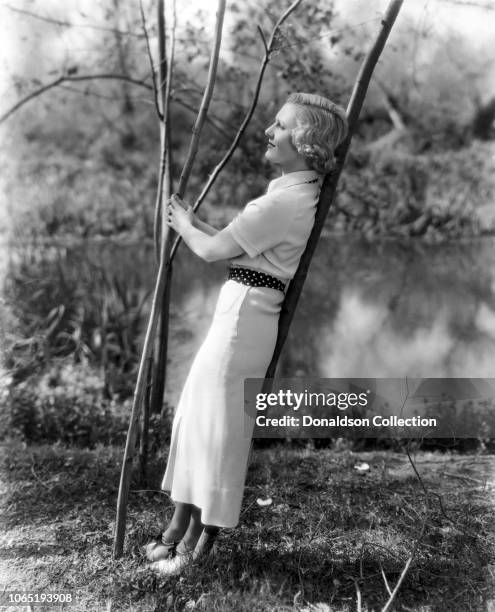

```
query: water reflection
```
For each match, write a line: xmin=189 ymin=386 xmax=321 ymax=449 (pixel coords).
xmin=288 ymin=237 xmax=495 ymax=380
xmin=5 ymin=236 xmax=495 ymax=408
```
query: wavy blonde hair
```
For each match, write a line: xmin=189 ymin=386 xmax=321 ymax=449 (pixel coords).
xmin=287 ymin=92 xmax=348 ymax=174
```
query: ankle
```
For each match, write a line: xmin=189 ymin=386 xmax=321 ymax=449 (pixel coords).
xmin=176 ymin=540 xmax=195 ymax=555
xmin=161 ymin=526 xmax=186 ymax=543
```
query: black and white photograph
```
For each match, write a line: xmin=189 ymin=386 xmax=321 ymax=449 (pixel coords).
xmin=1 ymin=0 xmax=495 ymax=610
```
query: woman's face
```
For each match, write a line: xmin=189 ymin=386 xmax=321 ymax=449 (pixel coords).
xmin=265 ymin=103 xmax=307 ymax=173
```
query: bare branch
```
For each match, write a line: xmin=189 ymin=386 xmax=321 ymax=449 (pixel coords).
xmin=153 ymin=0 xmax=177 ymax=262
xmin=379 ymin=559 xmax=393 ymax=596
xmin=256 ymin=25 xmax=268 ymax=54
xmin=170 ymin=0 xmax=303 ymax=260
xmin=162 ymin=0 xmax=177 ymax=174
xmin=273 ymin=17 xmax=382 ymax=51
xmin=378 ymin=412 xmax=427 ymax=610
xmin=173 ymin=96 xmax=232 ymax=139
xmin=373 ymin=77 xmax=408 ymax=130
xmin=176 ymin=0 xmax=227 ymax=197
xmin=0 ymin=73 xmax=152 ymax=124
xmin=381 ymin=516 xmax=426 ymax=612
xmin=268 ymin=0 xmax=303 ymax=48
xmin=0 ymin=71 xmax=231 ymax=140
xmin=139 ymin=0 xmax=163 ymax=121
xmin=406 ymin=442 xmax=429 ymax=498
xmin=2 ymin=2 xmax=144 ymax=37
xmin=439 ymin=0 xmax=495 ymax=9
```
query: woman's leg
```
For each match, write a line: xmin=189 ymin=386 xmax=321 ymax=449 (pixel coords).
xmin=179 ymin=505 xmax=206 ymax=551
xmin=161 ymin=502 xmax=193 ymax=542
xmin=178 ymin=505 xmax=220 ymax=553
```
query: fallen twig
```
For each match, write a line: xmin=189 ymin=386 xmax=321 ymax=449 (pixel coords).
xmin=379 ymin=558 xmax=393 ymax=596
xmin=381 ymin=514 xmax=427 ymax=612
xmin=442 ymin=471 xmax=486 ymax=485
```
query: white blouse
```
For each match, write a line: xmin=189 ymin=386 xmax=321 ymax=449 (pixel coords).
xmin=225 ymin=169 xmax=322 ymax=281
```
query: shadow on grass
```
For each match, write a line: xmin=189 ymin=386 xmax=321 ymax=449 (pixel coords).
xmin=1 ymin=441 xmax=170 ymax=528
xmin=1 ymin=440 xmax=494 ymax=611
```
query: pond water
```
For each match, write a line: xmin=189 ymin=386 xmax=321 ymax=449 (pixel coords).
xmin=8 ymin=235 xmax=493 ymax=409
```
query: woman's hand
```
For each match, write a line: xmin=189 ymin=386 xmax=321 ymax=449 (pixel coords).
xmin=166 ymin=194 xmax=194 ymax=235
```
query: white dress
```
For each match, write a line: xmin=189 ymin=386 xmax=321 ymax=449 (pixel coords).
xmin=161 ymin=170 xmax=322 ymax=528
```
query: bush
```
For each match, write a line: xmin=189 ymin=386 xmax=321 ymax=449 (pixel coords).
xmin=5 ymin=361 xmax=127 ymax=446
xmin=3 ymin=359 xmax=174 ymax=450
xmin=3 ymin=361 xmax=172 ymax=450
xmin=333 ymin=140 xmax=495 ymax=240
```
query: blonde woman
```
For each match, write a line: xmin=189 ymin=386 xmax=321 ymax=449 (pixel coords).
xmin=146 ymin=93 xmax=348 ymax=575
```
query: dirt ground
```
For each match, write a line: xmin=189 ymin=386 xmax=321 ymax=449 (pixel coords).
xmin=1 ymin=444 xmax=495 ymax=611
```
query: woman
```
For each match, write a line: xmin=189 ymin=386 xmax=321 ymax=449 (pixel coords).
xmin=146 ymin=92 xmax=348 ymax=576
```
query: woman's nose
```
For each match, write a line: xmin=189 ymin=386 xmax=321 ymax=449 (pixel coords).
xmin=265 ymin=123 xmax=274 ymax=137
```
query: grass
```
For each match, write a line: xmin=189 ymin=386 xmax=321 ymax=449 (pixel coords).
xmin=1 ymin=441 xmax=495 ymax=611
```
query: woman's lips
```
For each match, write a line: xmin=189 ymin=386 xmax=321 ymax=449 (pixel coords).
xmin=267 ymin=141 xmax=275 ymax=148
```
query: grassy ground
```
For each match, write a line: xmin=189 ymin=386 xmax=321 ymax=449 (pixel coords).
xmin=1 ymin=441 xmax=495 ymax=612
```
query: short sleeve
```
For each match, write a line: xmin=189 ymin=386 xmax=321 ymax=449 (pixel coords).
xmin=225 ymin=193 xmax=291 ymax=257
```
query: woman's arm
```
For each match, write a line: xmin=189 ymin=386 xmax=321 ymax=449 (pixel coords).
xmin=193 ymin=216 xmax=218 ymax=237
xmin=167 ymin=195 xmax=244 ymax=262
xmin=179 ymin=225 xmax=244 ymax=262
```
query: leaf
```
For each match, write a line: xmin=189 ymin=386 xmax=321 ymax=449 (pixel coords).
xmin=354 ymin=462 xmax=370 ymax=472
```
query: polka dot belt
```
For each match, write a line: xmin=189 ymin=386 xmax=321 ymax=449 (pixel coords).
xmin=228 ymin=265 xmax=286 ymax=292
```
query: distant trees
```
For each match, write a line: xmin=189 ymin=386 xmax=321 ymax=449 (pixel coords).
xmin=1 ymin=0 xmax=493 ymax=245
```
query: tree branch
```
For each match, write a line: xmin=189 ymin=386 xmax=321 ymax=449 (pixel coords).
xmin=256 ymin=25 xmax=268 ymax=55
xmin=2 ymin=2 xmax=144 ymax=37
xmin=173 ymin=96 xmax=231 ymax=139
xmin=439 ymin=0 xmax=495 ymax=9
xmin=176 ymin=0 xmax=227 ymax=197
xmin=139 ymin=0 xmax=163 ymax=121
xmin=0 ymin=73 xmax=231 ymax=139
xmin=0 ymin=73 xmax=152 ymax=125
xmin=170 ymin=0 xmax=303 ymax=261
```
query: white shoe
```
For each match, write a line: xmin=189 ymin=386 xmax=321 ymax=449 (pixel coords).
xmin=144 ymin=537 xmax=179 ymax=562
xmin=149 ymin=547 xmax=195 ymax=576
xmin=149 ymin=529 xmax=218 ymax=577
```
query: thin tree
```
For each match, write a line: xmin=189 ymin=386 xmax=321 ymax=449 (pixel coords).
xmin=137 ymin=0 xmax=177 ymax=482
xmin=264 ymin=0 xmax=404 ymax=385
xmin=113 ymin=0 xmax=227 ymax=559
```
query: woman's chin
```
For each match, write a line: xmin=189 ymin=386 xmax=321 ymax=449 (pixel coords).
xmin=265 ymin=149 xmax=276 ymax=163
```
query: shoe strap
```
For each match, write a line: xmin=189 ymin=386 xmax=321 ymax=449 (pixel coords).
xmin=160 ymin=534 xmax=180 ymax=548
xmin=175 ymin=543 xmax=194 ymax=556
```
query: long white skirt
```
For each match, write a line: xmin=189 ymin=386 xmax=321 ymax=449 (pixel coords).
xmin=161 ymin=279 xmax=283 ymax=528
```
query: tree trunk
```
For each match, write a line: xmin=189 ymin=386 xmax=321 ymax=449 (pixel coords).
xmin=472 ymin=95 xmax=495 ymax=140
xmin=113 ymin=0 xmax=226 ymax=560
xmin=264 ymin=0 xmax=404 ymax=386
